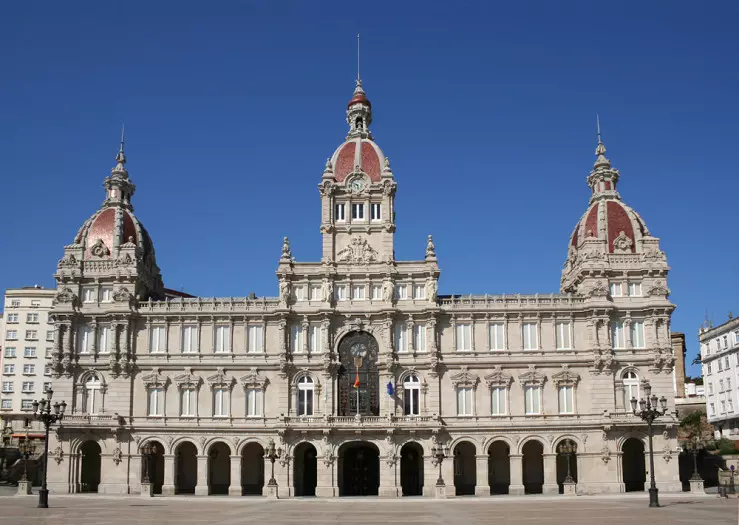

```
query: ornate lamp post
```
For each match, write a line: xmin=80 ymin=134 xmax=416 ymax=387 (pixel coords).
xmin=431 ymin=442 xmax=450 ymax=498
xmin=265 ymin=438 xmax=282 ymax=486
xmin=0 ymin=424 xmax=13 ymax=477
xmin=558 ymin=439 xmax=577 ymax=484
xmin=683 ymin=437 xmax=703 ymax=481
xmin=630 ymin=383 xmax=668 ymax=508
xmin=141 ymin=443 xmax=154 ymax=484
xmin=32 ymin=387 xmax=67 ymax=508
xmin=18 ymin=432 xmax=36 ymax=483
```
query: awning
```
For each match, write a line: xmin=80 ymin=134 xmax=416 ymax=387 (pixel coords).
xmin=11 ymin=433 xmax=45 ymax=439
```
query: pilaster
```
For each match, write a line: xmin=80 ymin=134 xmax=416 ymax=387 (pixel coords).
xmin=474 ymin=454 xmax=489 ymax=496
xmin=509 ymin=454 xmax=524 ymax=495
xmin=194 ymin=455 xmax=209 ymax=495
xmin=229 ymin=455 xmax=242 ymax=496
xmin=161 ymin=454 xmax=175 ymax=495
xmin=543 ymin=454 xmax=558 ymax=494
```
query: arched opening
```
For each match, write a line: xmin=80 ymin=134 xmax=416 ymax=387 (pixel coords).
xmin=337 ymin=332 xmax=380 ymax=416
xmin=488 ymin=441 xmax=510 ymax=495
xmin=622 ymin=438 xmax=646 ymax=492
xmin=453 ymin=441 xmax=476 ymax=496
xmin=293 ymin=442 xmax=318 ymax=497
xmin=79 ymin=441 xmax=101 ymax=493
xmin=622 ymin=371 xmax=640 ymax=409
xmin=522 ymin=440 xmax=544 ymax=494
xmin=297 ymin=376 xmax=315 ymax=416
xmin=555 ymin=439 xmax=578 ymax=494
xmin=241 ymin=443 xmax=264 ymax=496
xmin=174 ymin=442 xmax=197 ymax=494
xmin=208 ymin=442 xmax=231 ymax=495
xmin=338 ymin=442 xmax=379 ymax=496
xmin=403 ymin=375 xmax=420 ymax=416
xmin=82 ymin=373 xmax=102 ymax=415
xmin=141 ymin=440 xmax=165 ymax=494
xmin=400 ymin=442 xmax=423 ymax=496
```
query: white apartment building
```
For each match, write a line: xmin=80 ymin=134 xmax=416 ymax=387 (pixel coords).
xmin=0 ymin=287 xmax=57 ymax=431
xmin=699 ymin=317 xmax=739 ymax=438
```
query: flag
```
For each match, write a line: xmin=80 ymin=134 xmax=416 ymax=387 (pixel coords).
xmin=353 ymin=369 xmax=360 ymax=388
xmin=387 ymin=382 xmax=394 ymax=396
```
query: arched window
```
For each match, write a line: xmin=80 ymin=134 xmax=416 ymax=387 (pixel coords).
xmin=623 ymin=371 xmax=640 ymax=408
xmin=403 ymin=374 xmax=420 ymax=416
xmin=83 ymin=374 xmax=102 ymax=415
xmin=297 ymin=376 xmax=314 ymax=416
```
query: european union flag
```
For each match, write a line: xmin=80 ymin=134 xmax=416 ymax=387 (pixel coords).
xmin=387 ymin=382 xmax=394 ymax=396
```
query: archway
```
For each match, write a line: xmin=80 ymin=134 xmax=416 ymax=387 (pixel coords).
xmin=622 ymin=438 xmax=646 ymax=492
xmin=555 ymin=440 xmax=578 ymax=494
xmin=522 ymin=440 xmax=544 ymax=494
xmin=208 ymin=442 xmax=231 ymax=495
xmin=488 ymin=441 xmax=510 ymax=495
xmin=293 ymin=442 xmax=318 ymax=497
xmin=400 ymin=442 xmax=424 ymax=496
xmin=174 ymin=442 xmax=197 ymax=494
xmin=337 ymin=332 xmax=380 ymax=416
xmin=453 ymin=441 xmax=476 ymax=496
xmin=338 ymin=442 xmax=380 ymax=496
xmin=141 ymin=440 xmax=165 ymax=494
xmin=79 ymin=441 xmax=101 ymax=493
xmin=241 ymin=443 xmax=265 ymax=496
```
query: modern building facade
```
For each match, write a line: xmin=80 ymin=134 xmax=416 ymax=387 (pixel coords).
xmin=0 ymin=287 xmax=56 ymax=435
xmin=699 ymin=317 xmax=739 ymax=438
xmin=44 ymin=77 xmax=681 ymax=497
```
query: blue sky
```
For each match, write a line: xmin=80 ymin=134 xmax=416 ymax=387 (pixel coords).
xmin=1 ymin=1 xmax=737 ymax=376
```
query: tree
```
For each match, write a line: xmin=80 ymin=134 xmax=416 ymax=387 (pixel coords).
xmin=679 ymin=410 xmax=713 ymax=444
xmin=692 ymin=353 xmax=702 ymax=366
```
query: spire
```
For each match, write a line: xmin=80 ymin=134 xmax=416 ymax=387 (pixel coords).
xmin=586 ymin=115 xmax=620 ymax=202
xmin=112 ymin=124 xmax=128 ymax=177
xmin=594 ymin=114 xmax=611 ymax=169
xmin=104 ymin=127 xmax=136 ymax=209
xmin=346 ymin=34 xmax=372 ymax=138
xmin=357 ymin=32 xmax=361 ymax=83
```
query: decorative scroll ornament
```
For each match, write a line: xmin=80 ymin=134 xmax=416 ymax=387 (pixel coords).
xmin=113 ymin=287 xmax=134 ymax=303
xmin=336 ymin=236 xmax=378 ymax=264
xmin=647 ymin=281 xmax=671 ymax=298
xmin=57 ymin=253 xmax=78 ymax=269
xmin=112 ymin=447 xmax=123 ymax=466
xmin=588 ymin=280 xmax=609 ymax=298
xmin=90 ymin=238 xmax=110 ymax=257
xmin=600 ymin=445 xmax=611 ymax=464
xmin=52 ymin=446 xmax=65 ymax=465
xmin=54 ymin=287 xmax=77 ymax=305
xmin=612 ymin=231 xmax=633 ymax=253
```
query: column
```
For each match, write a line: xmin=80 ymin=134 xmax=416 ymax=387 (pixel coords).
xmin=379 ymin=457 xmax=399 ymax=497
xmin=474 ymin=454 xmax=489 ymax=496
xmin=543 ymin=453 xmax=559 ymax=494
xmin=423 ymin=455 xmax=437 ymax=497
xmin=162 ymin=454 xmax=176 ymax=495
xmin=229 ymin=455 xmax=242 ymax=496
xmin=442 ymin=454 xmax=455 ymax=497
xmin=194 ymin=455 xmax=209 ymax=495
xmin=509 ymin=454 xmax=524 ymax=495
xmin=315 ymin=455 xmax=337 ymax=498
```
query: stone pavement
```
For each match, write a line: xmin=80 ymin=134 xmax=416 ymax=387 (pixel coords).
xmin=0 ymin=493 xmax=735 ymax=525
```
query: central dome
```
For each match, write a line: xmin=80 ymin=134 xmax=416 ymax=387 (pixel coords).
xmin=330 ymin=138 xmax=385 ymax=183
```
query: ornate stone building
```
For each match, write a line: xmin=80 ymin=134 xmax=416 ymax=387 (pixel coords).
xmin=45 ymin=77 xmax=681 ymax=498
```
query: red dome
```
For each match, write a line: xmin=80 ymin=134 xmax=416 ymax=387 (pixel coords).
xmin=569 ymin=199 xmax=650 ymax=254
xmin=331 ymin=138 xmax=384 ymax=183
xmin=348 ymin=91 xmax=371 ymax=109
xmin=74 ymin=206 xmax=154 ymax=259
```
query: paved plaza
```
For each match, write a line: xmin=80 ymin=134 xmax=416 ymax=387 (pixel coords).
xmin=0 ymin=493 xmax=736 ymax=525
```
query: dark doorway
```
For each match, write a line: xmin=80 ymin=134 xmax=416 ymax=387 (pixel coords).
xmin=141 ymin=441 xmax=165 ymax=494
xmin=522 ymin=441 xmax=544 ymax=494
xmin=79 ymin=441 xmax=101 ymax=493
xmin=453 ymin=441 xmax=476 ymax=496
xmin=208 ymin=442 xmax=231 ymax=495
xmin=337 ymin=332 xmax=380 ymax=416
xmin=488 ymin=441 xmax=510 ymax=495
xmin=294 ymin=442 xmax=318 ymax=496
xmin=400 ymin=442 xmax=424 ymax=496
xmin=339 ymin=442 xmax=380 ymax=496
xmin=175 ymin=442 xmax=197 ymax=494
xmin=622 ymin=438 xmax=646 ymax=492
xmin=241 ymin=443 xmax=265 ymax=495
xmin=555 ymin=440 xmax=578 ymax=494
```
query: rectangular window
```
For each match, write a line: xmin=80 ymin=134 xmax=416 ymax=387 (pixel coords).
xmin=335 ymin=285 xmax=347 ymax=301
xmin=182 ymin=325 xmax=198 ymax=353
xmin=97 ymin=326 xmax=110 ymax=354
xmin=491 ymin=387 xmax=506 ymax=415
xmin=735 ymin=331 xmax=739 ymax=346
xmin=309 ymin=285 xmax=322 ymax=301
xmin=522 ymin=322 xmax=538 ymax=350
xmin=213 ymin=388 xmax=228 ymax=417
xmin=22 ymin=364 xmax=35 ymax=375
xmin=707 ymin=362 xmax=712 ymax=374
xmin=83 ymin=288 xmax=96 ymax=303
xmin=395 ymin=323 xmax=408 ymax=353
xmin=351 ymin=285 xmax=366 ymax=300
xmin=611 ymin=321 xmax=625 ymax=349
xmin=150 ymin=326 xmax=165 ymax=354
xmin=308 ymin=325 xmax=322 ymax=354
xmin=413 ymin=324 xmax=427 ymax=352
xmin=9 ymin=299 xmax=20 ymax=307
xmin=30 ymin=300 xmax=40 ymax=307
xmin=609 ymin=282 xmax=622 ymax=297
xmin=524 ymin=385 xmax=541 ymax=414
xmin=180 ymin=388 xmax=195 ymax=416
xmin=46 ymin=330 xmax=55 ymax=342
xmin=335 ymin=203 xmax=346 ymax=221
xmin=724 ymin=335 xmax=729 ymax=348
xmin=720 ymin=379 xmax=725 ymax=391
xmin=21 ymin=381 xmax=34 ymax=393
xmin=44 ymin=365 xmax=52 ymax=376
xmin=628 ymin=282 xmax=642 ymax=297
xmin=556 ymin=322 xmax=571 ymax=350
xmin=2 ymin=382 xmax=13 ymax=393
xmin=1 ymin=399 xmax=11 ymax=409
xmin=395 ymin=284 xmax=408 ymax=300
xmin=559 ymin=386 xmax=574 ymax=414
xmin=371 ymin=285 xmax=382 ymax=300
xmin=3 ymin=365 xmax=15 ymax=375
xmin=726 ymin=356 xmax=731 ymax=369
xmin=456 ymin=323 xmax=472 ymax=351
xmin=21 ymin=399 xmax=33 ymax=411
xmin=100 ymin=286 xmax=113 ymax=302
xmin=721 ymin=400 xmax=726 ymax=413
xmin=3 ymin=348 xmax=16 ymax=358
xmin=26 ymin=313 xmax=39 ymax=323
xmin=246 ymin=388 xmax=263 ymax=417
xmin=489 ymin=323 xmax=505 ymax=351
xmin=291 ymin=324 xmax=304 ymax=354
xmin=728 ymin=377 xmax=732 ymax=390
xmin=371 ymin=203 xmax=381 ymax=221
xmin=292 ymin=286 xmax=305 ymax=302
xmin=43 ymin=382 xmax=51 ymax=393
xmin=23 ymin=347 xmax=36 ymax=358
xmin=148 ymin=388 xmax=164 ymax=416
xmin=78 ymin=325 xmax=94 ymax=354
xmin=630 ymin=321 xmax=645 ymax=349
xmin=247 ymin=325 xmax=264 ymax=354
xmin=6 ymin=313 xmax=18 ymax=323
xmin=351 ymin=203 xmax=365 ymax=220
xmin=730 ymin=399 xmax=735 ymax=412
xmin=298 ymin=385 xmax=313 ymax=416
xmin=214 ymin=326 xmax=230 ymax=353
xmin=25 ymin=330 xmax=37 ymax=340
xmin=6 ymin=330 xmax=17 ymax=340
xmin=413 ymin=284 xmax=426 ymax=300
xmin=456 ymin=387 xmax=473 ymax=416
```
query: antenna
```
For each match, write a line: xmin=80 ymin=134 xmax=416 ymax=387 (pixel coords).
xmin=596 ymin=114 xmax=602 ymax=144
xmin=357 ymin=32 xmax=361 ymax=81
xmin=120 ymin=123 xmax=125 ymax=153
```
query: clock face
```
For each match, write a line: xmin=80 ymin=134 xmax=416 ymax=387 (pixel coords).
xmin=349 ymin=178 xmax=365 ymax=193
xmin=350 ymin=342 xmax=368 ymax=357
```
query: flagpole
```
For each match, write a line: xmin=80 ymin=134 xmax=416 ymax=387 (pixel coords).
xmin=356 ymin=366 xmax=360 ymax=415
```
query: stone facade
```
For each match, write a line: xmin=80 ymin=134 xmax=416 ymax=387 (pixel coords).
xmin=44 ymin=79 xmax=681 ymax=497
xmin=699 ymin=317 xmax=739 ymax=438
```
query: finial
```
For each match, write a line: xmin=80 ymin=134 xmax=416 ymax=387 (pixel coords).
xmin=112 ymin=124 xmax=127 ymax=175
xmin=280 ymin=236 xmax=292 ymax=261
xmin=593 ymin=114 xmax=610 ymax=168
xmin=357 ymin=33 xmax=361 ymax=83
xmin=425 ymin=235 xmax=437 ymax=260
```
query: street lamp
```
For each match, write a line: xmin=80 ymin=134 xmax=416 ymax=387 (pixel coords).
xmin=558 ymin=439 xmax=577 ymax=484
xmin=683 ymin=437 xmax=703 ymax=481
xmin=18 ymin=432 xmax=36 ymax=483
xmin=141 ymin=443 xmax=157 ymax=484
xmin=630 ymin=383 xmax=668 ymax=508
xmin=0 ymin=424 xmax=13 ymax=477
xmin=32 ymin=387 xmax=67 ymax=508
xmin=430 ymin=442 xmax=449 ymax=487
xmin=265 ymin=438 xmax=282 ymax=486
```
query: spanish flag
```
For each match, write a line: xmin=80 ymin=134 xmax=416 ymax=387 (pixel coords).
xmin=353 ymin=369 xmax=360 ymax=388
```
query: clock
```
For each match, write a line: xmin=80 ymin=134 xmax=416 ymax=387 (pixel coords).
xmin=348 ymin=178 xmax=365 ymax=193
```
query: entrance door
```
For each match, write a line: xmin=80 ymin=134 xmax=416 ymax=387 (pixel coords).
xmin=339 ymin=443 xmax=380 ymax=496
xmin=622 ymin=438 xmax=646 ymax=492
xmin=294 ymin=443 xmax=317 ymax=497
xmin=400 ymin=443 xmax=423 ymax=496
xmin=337 ymin=332 xmax=380 ymax=416
xmin=79 ymin=441 xmax=101 ymax=493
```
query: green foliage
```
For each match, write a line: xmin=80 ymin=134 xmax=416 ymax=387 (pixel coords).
xmin=692 ymin=353 xmax=702 ymax=365
xmin=715 ymin=438 xmax=737 ymax=455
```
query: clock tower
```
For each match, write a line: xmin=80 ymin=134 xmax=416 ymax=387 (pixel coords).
xmin=318 ymin=78 xmax=396 ymax=264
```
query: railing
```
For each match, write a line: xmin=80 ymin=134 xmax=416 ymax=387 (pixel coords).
xmin=607 ymin=254 xmax=644 ymax=268
xmin=61 ymin=414 xmax=119 ymax=426
xmin=137 ymin=297 xmax=281 ymax=312
xmin=439 ymin=294 xmax=585 ymax=309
